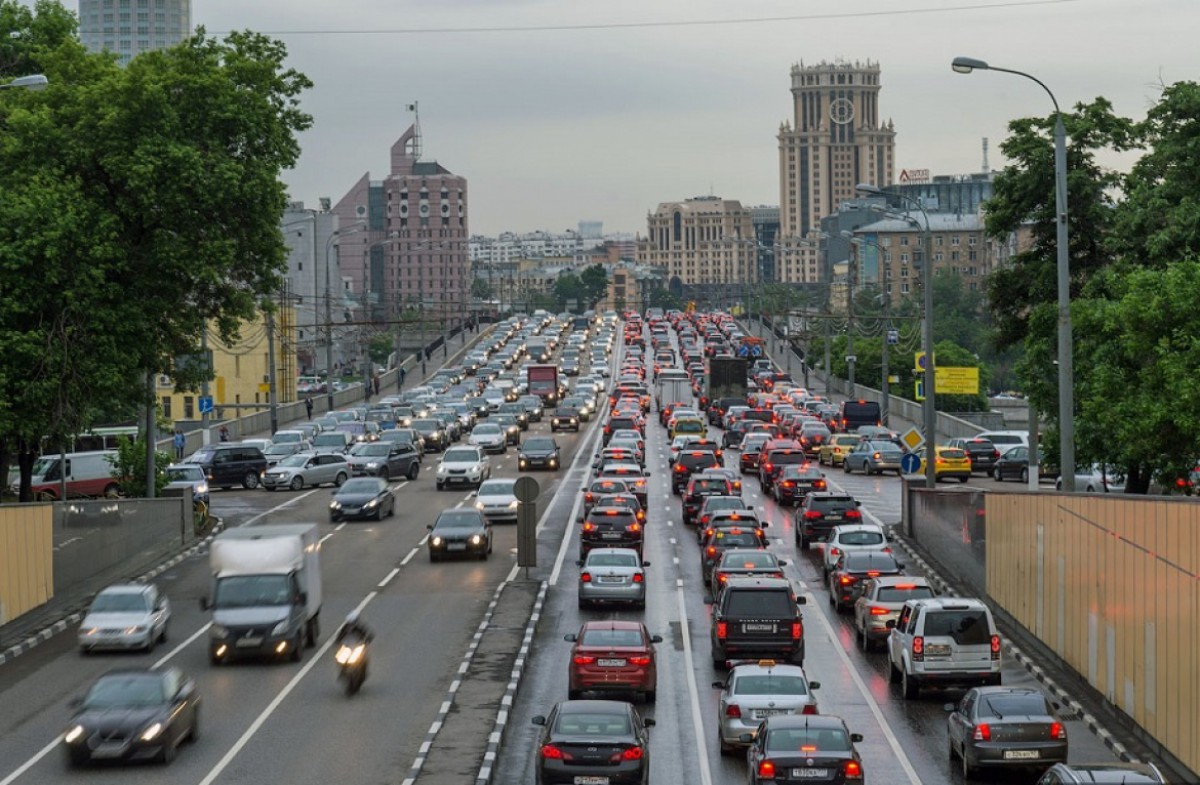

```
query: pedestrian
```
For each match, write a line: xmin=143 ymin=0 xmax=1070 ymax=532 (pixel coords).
xmin=373 ymin=374 xmax=380 ymax=396
xmin=219 ymin=425 xmax=230 ymax=442
xmin=399 ymin=367 xmax=407 ymax=389
xmin=305 ymin=396 xmax=313 ymax=420
xmin=173 ymin=428 xmax=185 ymax=460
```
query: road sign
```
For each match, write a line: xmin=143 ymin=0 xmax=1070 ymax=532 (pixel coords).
xmin=737 ymin=345 xmax=750 ymax=357
xmin=887 ymin=329 xmax=899 ymax=345
xmin=914 ymin=351 xmax=932 ymax=372
xmin=935 ymin=366 xmax=980 ymax=395
xmin=914 ymin=380 xmax=925 ymax=401
xmin=198 ymin=395 xmax=214 ymax=414
xmin=900 ymin=452 xmax=922 ymax=475
xmin=900 ymin=427 xmax=925 ymax=453
xmin=845 ymin=355 xmax=857 ymax=363
xmin=513 ymin=476 xmax=540 ymax=503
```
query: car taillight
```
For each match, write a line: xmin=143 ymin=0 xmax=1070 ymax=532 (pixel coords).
xmin=845 ymin=509 xmax=862 ymax=520
xmin=991 ymin=634 xmax=1001 ymax=660
xmin=815 ymin=480 xmax=826 ymax=489
xmin=674 ymin=464 xmax=686 ymax=472
xmin=844 ymin=760 xmax=863 ymax=779
xmin=839 ymin=576 xmax=854 ymax=585
xmin=792 ymin=622 xmax=802 ymax=639
xmin=706 ymin=546 xmax=717 ymax=558
xmin=870 ymin=607 xmax=890 ymax=616
xmin=580 ymin=572 xmax=592 ymax=582
xmin=629 ymin=573 xmax=644 ymax=585
xmin=541 ymin=743 xmax=570 ymax=760
xmin=716 ymin=621 xmax=727 ymax=640
xmin=804 ymin=511 xmax=822 ymax=520
xmin=627 ymin=655 xmax=652 ymax=666
xmin=619 ymin=745 xmax=644 ymax=761
xmin=1050 ymin=722 xmax=1066 ymax=739
xmin=973 ymin=723 xmax=991 ymax=741
xmin=572 ymin=655 xmax=595 ymax=665
xmin=627 ymin=523 xmax=642 ymax=533
xmin=725 ymin=703 xmax=742 ymax=718
xmin=829 ymin=547 xmax=842 ymax=558
xmin=762 ymin=462 xmax=773 ymax=472
xmin=912 ymin=635 xmax=924 ymax=662
xmin=781 ymin=481 xmax=794 ymax=488
xmin=802 ymin=704 xmax=818 ymax=715
xmin=757 ymin=760 xmax=776 ymax=778
xmin=582 ymin=523 xmax=596 ymax=532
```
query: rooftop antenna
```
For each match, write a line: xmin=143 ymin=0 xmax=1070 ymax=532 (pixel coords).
xmin=406 ymin=101 xmax=422 ymax=160
xmin=982 ymin=137 xmax=990 ymax=175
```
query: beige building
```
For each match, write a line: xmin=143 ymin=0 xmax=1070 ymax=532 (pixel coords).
xmin=602 ymin=263 xmax=665 ymax=314
xmin=636 ymin=197 xmax=758 ymax=295
xmin=777 ymin=60 xmax=896 ymax=284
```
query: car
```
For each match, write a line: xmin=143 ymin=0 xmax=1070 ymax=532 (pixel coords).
xmin=887 ymin=597 xmax=1002 ymax=700
xmin=262 ymin=441 xmax=308 ymax=467
xmin=580 ymin=505 xmax=644 ymax=559
xmin=914 ymin=445 xmax=973 ymax=482
xmin=564 ymin=620 xmax=661 ymax=701
xmin=744 ymin=714 xmax=865 ymax=785
xmin=260 ymin=452 xmax=350 ymax=490
xmin=737 ymin=432 xmax=772 ymax=473
xmin=79 ymin=584 xmax=171 ymax=653
xmin=334 ymin=420 xmax=381 ymax=444
xmin=427 ymin=508 xmax=492 ymax=561
xmin=576 ymin=548 xmax=650 ymax=609
xmin=581 ymin=478 xmax=631 ymax=518
xmin=681 ymin=473 xmax=734 ymax=526
xmin=993 ymin=444 xmax=1059 ymax=483
xmin=1054 ymin=463 xmax=1127 ymax=493
xmin=186 ymin=443 xmax=268 ymax=490
xmin=948 ymin=437 xmax=1002 ymax=473
xmin=710 ymin=548 xmax=788 ymax=597
xmin=699 ymin=508 xmax=767 ymax=545
xmin=468 ymin=422 xmax=508 ymax=454
xmin=706 ymin=576 xmax=806 ymax=668
xmin=270 ymin=428 xmax=307 ymax=446
xmin=853 ymin=576 xmax=936 ymax=652
xmin=672 ymin=450 xmax=723 ymax=494
xmin=695 ymin=495 xmax=752 ymax=531
xmin=411 ymin=418 xmax=449 ymax=452
xmin=344 ymin=441 xmax=420 ymax=480
xmin=519 ymin=436 xmax=561 ymax=471
xmin=773 ymin=464 xmax=827 ymax=506
xmin=843 ymin=440 xmax=905 ymax=476
xmin=796 ymin=422 xmax=832 ymax=457
xmin=947 ymin=686 xmax=1069 ymax=778
xmin=311 ymin=431 xmax=355 ymax=454
xmin=329 ymin=476 xmax=395 ymax=521
xmin=63 ymin=667 xmax=200 ymax=766
xmin=828 ymin=551 xmax=905 ymax=612
xmin=758 ymin=443 xmax=808 ymax=493
xmin=795 ymin=493 xmax=864 ymax=549
xmin=607 ymin=437 xmax=646 ymax=467
xmin=820 ymin=522 xmax=891 ymax=577
xmin=531 ymin=699 xmax=655 ymax=785
xmin=490 ymin=413 xmax=523 ymax=445
xmin=711 ymin=660 xmax=821 ymax=754
xmin=550 ymin=403 xmax=581 ymax=432
xmin=702 ymin=466 xmax=743 ymax=496
xmin=474 ymin=478 xmax=520 ymax=523
xmin=594 ymin=463 xmax=650 ymax=508
xmin=164 ymin=463 xmax=209 ymax=507
xmin=436 ymin=445 xmax=491 ymax=491
xmin=1036 ymin=762 xmax=1169 ymax=784
xmin=518 ymin=394 xmax=545 ymax=422
xmin=700 ymin=523 xmax=772 ymax=584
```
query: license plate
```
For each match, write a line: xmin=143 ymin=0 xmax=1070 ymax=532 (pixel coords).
xmin=574 ymin=777 xmax=609 ymax=785
xmin=755 ymin=708 xmax=789 ymax=718
xmin=597 ymin=658 xmax=626 ymax=667
xmin=599 ymin=576 xmax=625 ymax=583
xmin=447 ymin=543 xmax=467 ymax=551
xmin=827 ymin=514 xmax=842 ymax=520
xmin=601 ymin=532 xmax=622 ymax=540
xmin=1004 ymin=750 xmax=1040 ymax=760
xmin=742 ymin=623 xmax=775 ymax=633
xmin=791 ymin=769 xmax=829 ymax=778
xmin=91 ymin=743 xmax=126 ymax=759
xmin=236 ymin=637 xmax=263 ymax=648
xmin=925 ymin=643 xmax=951 ymax=657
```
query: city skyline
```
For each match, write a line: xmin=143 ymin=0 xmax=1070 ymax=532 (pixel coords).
xmin=50 ymin=0 xmax=1200 ymax=235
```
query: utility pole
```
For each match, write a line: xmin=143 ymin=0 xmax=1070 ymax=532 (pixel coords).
xmin=846 ymin=253 xmax=856 ymax=392
xmin=144 ymin=372 xmax=156 ymax=498
xmin=880 ymin=292 xmax=891 ymax=427
xmin=266 ymin=306 xmax=279 ymax=435
xmin=200 ymin=331 xmax=211 ymax=445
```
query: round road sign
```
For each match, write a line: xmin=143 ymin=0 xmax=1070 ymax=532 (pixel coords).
xmin=513 ymin=476 xmax=541 ymax=503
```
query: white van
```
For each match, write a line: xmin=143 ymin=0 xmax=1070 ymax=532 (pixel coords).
xmin=975 ymin=430 xmax=1029 ymax=449
xmin=22 ymin=450 xmax=120 ymax=500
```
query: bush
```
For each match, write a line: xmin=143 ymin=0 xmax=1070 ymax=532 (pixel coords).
xmin=106 ymin=436 xmax=171 ymax=498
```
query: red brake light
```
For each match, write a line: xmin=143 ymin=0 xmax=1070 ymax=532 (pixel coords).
xmin=839 ymin=576 xmax=853 ymax=585
xmin=844 ymin=760 xmax=863 ymax=779
xmin=716 ymin=621 xmax=727 ymax=640
xmin=632 ymin=573 xmax=644 ymax=583
xmin=912 ymin=635 xmax=924 ymax=661
xmin=973 ymin=723 xmax=991 ymax=741
xmin=870 ymin=607 xmax=890 ymax=615
xmin=757 ymin=760 xmax=776 ymax=778
xmin=620 ymin=745 xmax=644 ymax=761
xmin=845 ymin=509 xmax=862 ymax=520
xmin=706 ymin=546 xmax=717 ymax=557
xmin=627 ymin=522 xmax=642 ymax=533
xmin=572 ymin=655 xmax=596 ymax=665
xmin=991 ymin=634 xmax=1001 ymax=660
xmin=627 ymin=655 xmax=652 ymax=666
xmin=804 ymin=511 xmax=822 ymax=520
xmin=580 ymin=572 xmax=592 ymax=582
xmin=717 ymin=573 xmax=728 ymax=583
xmin=802 ymin=704 xmax=818 ymax=715
xmin=867 ymin=571 xmax=880 ymax=577
xmin=792 ymin=622 xmax=802 ymax=639
xmin=1050 ymin=722 xmax=1066 ymax=740
xmin=582 ymin=523 xmax=596 ymax=532
xmin=725 ymin=703 xmax=742 ymax=718
xmin=762 ymin=462 xmax=773 ymax=472
xmin=781 ymin=481 xmax=794 ymax=488
xmin=541 ymin=743 xmax=569 ymax=760
xmin=829 ymin=547 xmax=842 ymax=557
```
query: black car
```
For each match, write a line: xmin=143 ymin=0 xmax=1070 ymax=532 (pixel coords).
xmin=63 ymin=668 xmax=200 ymax=766
xmin=795 ymin=493 xmax=864 ymax=549
xmin=949 ymin=437 xmax=1001 ymax=473
xmin=828 ymin=551 xmax=905 ymax=612
xmin=411 ymin=418 xmax=448 ymax=453
xmin=681 ymin=475 xmax=734 ymax=526
xmin=551 ymin=404 xmax=582 ymax=432
xmin=492 ymin=413 xmax=524 ymax=446
xmin=531 ymin=699 xmax=654 ymax=785
xmin=580 ymin=505 xmax=643 ymax=559
xmin=345 ymin=441 xmax=420 ymax=480
xmin=498 ymin=402 xmax=530 ymax=430
xmin=758 ymin=446 xmax=810 ymax=494
xmin=427 ymin=508 xmax=492 ymax=561
xmin=329 ymin=477 xmax=396 ymax=522
xmin=672 ymin=450 xmax=723 ymax=494
xmin=186 ymin=443 xmax=267 ymax=490
xmin=519 ymin=437 xmax=561 ymax=471
xmin=700 ymin=522 xmax=771 ymax=584
xmin=745 ymin=714 xmax=865 ymax=785
xmin=773 ymin=464 xmax=828 ymax=506
xmin=708 ymin=396 xmax=748 ymax=426
xmin=467 ymin=396 xmax=491 ymax=418
xmin=707 ymin=576 xmax=806 ymax=668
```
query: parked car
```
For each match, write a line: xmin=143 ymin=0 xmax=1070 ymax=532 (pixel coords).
xmin=948 ymin=437 xmax=1002 ymax=474
xmin=992 ymin=445 xmax=1058 ymax=483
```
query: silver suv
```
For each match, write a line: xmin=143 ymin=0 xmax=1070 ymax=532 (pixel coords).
xmin=886 ymin=597 xmax=1000 ymax=700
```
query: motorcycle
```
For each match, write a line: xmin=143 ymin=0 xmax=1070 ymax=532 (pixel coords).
xmin=333 ymin=632 xmax=369 ymax=695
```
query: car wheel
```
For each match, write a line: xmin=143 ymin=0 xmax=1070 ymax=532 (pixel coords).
xmin=334 ymin=472 xmax=348 ymax=487
xmin=799 ymin=535 xmax=809 ymax=551
xmin=429 ymin=551 xmax=439 ymax=563
xmin=159 ymin=622 xmax=169 ymax=644
xmin=242 ymin=472 xmax=259 ymax=490
xmin=380 ymin=468 xmax=390 ymax=481
xmin=843 ymin=460 xmax=852 ymax=474
xmin=290 ymin=476 xmax=304 ymax=491
xmin=901 ymin=666 xmax=920 ymax=700
xmin=993 ymin=466 xmax=1003 ymax=482
xmin=1020 ymin=467 xmax=1029 ymax=483
xmin=290 ymin=633 xmax=303 ymax=662
xmin=158 ymin=737 xmax=177 ymax=765
xmin=859 ymin=623 xmax=872 ymax=652
xmin=889 ymin=658 xmax=901 ymax=683
xmin=103 ymin=482 xmax=121 ymax=499
xmin=408 ymin=463 xmax=420 ymax=480
xmin=961 ymin=745 xmax=976 ymax=780
xmin=717 ymin=727 xmax=733 ymax=756
xmin=436 ymin=481 xmax=444 ymax=491
xmin=958 ymin=476 xmax=969 ymax=483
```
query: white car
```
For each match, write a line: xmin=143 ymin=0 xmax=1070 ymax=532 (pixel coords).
xmin=821 ymin=523 xmax=891 ymax=576
xmin=590 ymin=363 xmax=611 ymax=378
xmin=474 ymin=478 xmax=520 ymax=523
xmin=436 ymin=445 xmax=491 ymax=491
xmin=79 ymin=584 xmax=170 ymax=653
xmin=468 ymin=423 xmax=508 ymax=454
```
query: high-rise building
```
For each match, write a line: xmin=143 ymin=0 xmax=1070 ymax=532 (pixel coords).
xmin=78 ymin=0 xmax=192 ymax=65
xmin=777 ymin=60 xmax=896 ymax=283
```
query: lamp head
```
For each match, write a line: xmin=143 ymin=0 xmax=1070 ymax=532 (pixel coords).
xmin=951 ymin=57 xmax=989 ymax=74
xmin=855 ymin=183 xmax=882 ymax=196
xmin=5 ymin=74 xmax=49 ymax=91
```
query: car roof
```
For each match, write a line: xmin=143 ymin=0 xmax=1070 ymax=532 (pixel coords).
xmin=585 ymin=547 xmax=642 ymax=559
xmin=909 ymin=597 xmax=988 ymax=611
xmin=722 ymin=576 xmax=790 ymax=590
xmin=868 ymin=576 xmax=930 ymax=588
xmin=729 ymin=661 xmax=807 ymax=678
xmin=97 ymin=584 xmax=150 ymax=595
xmin=555 ymin=698 xmax=635 ymax=714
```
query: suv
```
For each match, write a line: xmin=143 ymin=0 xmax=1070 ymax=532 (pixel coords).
xmin=886 ymin=597 xmax=1001 ymax=700
xmin=948 ymin=437 xmax=1001 ymax=473
xmin=758 ymin=445 xmax=809 ymax=494
xmin=580 ymin=506 xmax=644 ymax=559
xmin=681 ymin=475 xmax=733 ymax=526
xmin=672 ymin=450 xmax=723 ymax=494
xmin=795 ymin=493 xmax=863 ymax=549
xmin=706 ymin=576 xmax=807 ymax=668
xmin=186 ymin=443 xmax=268 ymax=490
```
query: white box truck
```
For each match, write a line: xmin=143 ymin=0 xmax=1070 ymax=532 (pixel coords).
xmin=202 ymin=523 xmax=322 ymax=664
xmin=656 ymin=370 xmax=693 ymax=412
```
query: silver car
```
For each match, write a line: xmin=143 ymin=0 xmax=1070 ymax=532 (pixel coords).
xmin=575 ymin=548 xmax=649 ymax=609
xmin=474 ymin=478 xmax=520 ymax=523
xmin=711 ymin=661 xmax=821 ymax=754
xmin=79 ymin=584 xmax=170 ymax=653
xmin=260 ymin=452 xmax=350 ymax=490
xmin=164 ymin=463 xmax=209 ymax=506
xmin=468 ymin=423 xmax=508 ymax=454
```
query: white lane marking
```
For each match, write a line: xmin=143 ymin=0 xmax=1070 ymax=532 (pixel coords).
xmin=547 ymin=409 xmax=608 ymax=586
xmin=378 ymin=567 xmax=401 ymax=587
xmin=674 ymin=580 xmax=714 ymax=785
xmin=237 ymin=487 xmax=322 ymax=527
xmin=0 ymin=737 xmax=60 ymax=785
xmin=334 ymin=522 xmax=346 ymax=532
xmin=197 ymin=591 xmax=379 ymax=785
xmin=152 ymin=622 xmax=212 ymax=669
xmin=801 ymin=588 xmax=922 ymax=785
xmin=401 ymin=548 xmax=420 ymax=566
xmin=419 ymin=533 xmax=430 ymax=545
xmin=319 ymin=532 xmax=335 ymax=545
xmin=454 ymin=501 xmax=464 ymax=509
xmin=390 ymin=480 xmax=410 ymax=491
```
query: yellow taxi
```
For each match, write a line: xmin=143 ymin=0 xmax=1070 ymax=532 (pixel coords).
xmin=669 ymin=417 xmax=707 ymax=440
xmin=818 ymin=434 xmax=863 ymax=467
xmin=917 ymin=446 xmax=972 ymax=482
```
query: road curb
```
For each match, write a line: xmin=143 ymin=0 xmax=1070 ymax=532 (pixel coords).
xmin=0 ymin=522 xmax=221 ymax=668
xmin=887 ymin=533 xmax=1137 ymax=763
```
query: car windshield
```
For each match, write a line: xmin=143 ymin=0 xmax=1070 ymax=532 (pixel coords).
xmin=265 ymin=444 xmax=296 ymax=456
xmin=553 ymin=710 xmax=632 ymax=737
xmin=474 ymin=425 xmax=502 ymax=435
xmin=276 ymin=453 xmax=312 ymax=468
xmin=722 ymin=552 xmax=776 ymax=568
xmin=213 ymin=574 xmax=292 ymax=608
xmin=478 ymin=479 xmax=516 ymax=496
xmin=165 ymin=466 xmax=204 ymax=482
xmin=339 ymin=478 xmax=382 ymax=494
xmin=444 ymin=448 xmax=481 ymax=462
xmin=352 ymin=443 xmax=391 ymax=456
xmin=766 ymin=727 xmax=851 ymax=752
xmin=579 ymin=628 xmax=643 ymax=647
xmin=273 ymin=432 xmax=302 ymax=443
xmin=978 ymin=693 xmax=1050 ymax=718
xmin=735 ymin=675 xmax=808 ymax=696
xmin=90 ymin=591 xmax=149 ymax=613
xmin=313 ymin=434 xmax=345 ymax=446
xmin=436 ymin=511 xmax=483 ymax=529
xmin=84 ymin=675 xmax=166 ymax=709
xmin=587 ymin=552 xmax=639 ymax=567
xmin=525 ymin=438 xmax=555 ymax=451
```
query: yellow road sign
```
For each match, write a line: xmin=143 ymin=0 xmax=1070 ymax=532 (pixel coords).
xmin=935 ymin=366 xmax=980 ymax=395
xmin=901 ymin=427 xmax=925 ymax=452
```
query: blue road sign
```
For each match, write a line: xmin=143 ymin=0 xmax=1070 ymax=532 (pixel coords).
xmin=750 ymin=345 xmax=763 ymax=358
xmin=198 ymin=395 xmax=214 ymax=414
xmin=737 ymin=345 xmax=750 ymax=357
xmin=901 ymin=452 xmax=921 ymax=475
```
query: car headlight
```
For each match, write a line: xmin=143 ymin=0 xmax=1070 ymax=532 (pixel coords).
xmin=470 ymin=534 xmax=483 ymax=545
xmin=272 ymin=620 xmax=289 ymax=635
xmin=196 ymin=482 xmax=209 ymax=495
xmin=140 ymin=722 xmax=164 ymax=742
xmin=366 ymin=461 xmax=380 ymax=469
xmin=508 ymin=500 xmax=520 ymax=509
xmin=330 ymin=500 xmax=341 ymax=510
xmin=364 ymin=499 xmax=378 ymax=508
xmin=64 ymin=724 xmax=87 ymax=744
xmin=431 ymin=536 xmax=443 ymax=547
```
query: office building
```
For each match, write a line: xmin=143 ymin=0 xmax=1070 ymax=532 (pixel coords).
xmin=78 ymin=0 xmax=192 ymax=65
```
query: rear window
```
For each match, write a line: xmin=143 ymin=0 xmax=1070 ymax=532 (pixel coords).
xmin=839 ymin=530 xmax=885 ymax=546
xmin=588 ymin=510 xmax=636 ymax=526
xmin=742 ymin=410 xmax=774 ymax=423
xmin=554 ymin=711 xmax=632 ymax=737
xmin=690 ymin=479 xmax=729 ymax=494
xmin=711 ymin=531 xmax=761 ymax=548
xmin=766 ymin=450 xmax=807 ymax=466
xmin=725 ymin=588 xmax=794 ymax=617
xmin=845 ymin=553 xmax=897 ymax=571
xmin=734 ymin=675 xmax=808 ymax=696
xmin=922 ymin=609 xmax=991 ymax=645
xmin=765 ymin=727 xmax=850 ymax=753
xmin=579 ymin=628 xmax=644 ymax=647
xmin=977 ymin=693 xmax=1049 ymax=718
xmin=877 ymin=586 xmax=935 ymax=603
xmin=811 ymin=496 xmax=857 ymax=512
xmin=680 ymin=453 xmax=720 ymax=469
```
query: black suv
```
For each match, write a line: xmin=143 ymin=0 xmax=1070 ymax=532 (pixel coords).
xmin=795 ymin=493 xmax=863 ymax=549
xmin=671 ymin=450 xmax=723 ymax=495
xmin=948 ymin=437 xmax=1001 ymax=473
xmin=681 ymin=475 xmax=733 ymax=526
xmin=706 ymin=576 xmax=807 ymax=668
xmin=187 ymin=443 xmax=267 ymax=490
xmin=579 ymin=505 xmax=643 ymax=559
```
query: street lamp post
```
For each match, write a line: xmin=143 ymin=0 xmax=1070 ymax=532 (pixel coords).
xmin=858 ymin=184 xmax=936 ymax=488
xmin=0 ymin=74 xmax=49 ymax=91
xmin=952 ymin=56 xmax=1073 ymax=491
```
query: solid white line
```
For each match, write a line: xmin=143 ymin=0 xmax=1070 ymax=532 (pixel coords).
xmin=548 ymin=416 xmax=606 ymax=586
xmin=319 ymin=532 xmax=336 ymax=544
xmin=152 ymin=622 xmax=212 ymax=670
xmin=401 ymin=548 xmax=419 ymax=566
xmin=378 ymin=567 xmax=401 ymax=587
xmin=334 ymin=522 xmax=346 ymax=532
xmin=197 ymin=591 xmax=379 ymax=785
xmin=237 ymin=487 xmax=322 ymax=527
xmin=0 ymin=737 xmax=60 ymax=785
xmin=675 ymin=583 xmax=714 ymax=785
xmin=419 ymin=533 xmax=430 ymax=546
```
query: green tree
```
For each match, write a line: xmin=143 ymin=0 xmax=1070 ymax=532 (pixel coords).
xmin=107 ymin=436 xmax=170 ymax=498
xmin=645 ymin=283 xmax=682 ymax=313
xmin=580 ymin=263 xmax=609 ymax=308
xmin=553 ymin=273 xmax=586 ymax=312
xmin=470 ymin=277 xmax=493 ymax=300
xmin=367 ymin=334 xmax=393 ymax=365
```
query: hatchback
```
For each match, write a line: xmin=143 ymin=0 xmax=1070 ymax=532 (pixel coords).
xmin=531 ymin=699 xmax=655 ymax=785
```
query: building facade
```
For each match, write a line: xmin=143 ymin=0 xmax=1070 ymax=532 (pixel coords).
xmin=78 ymin=0 xmax=192 ymax=64
xmin=280 ymin=203 xmax=344 ymax=374
xmin=635 ymin=196 xmax=758 ymax=305
xmin=777 ymin=60 xmax=896 ymax=284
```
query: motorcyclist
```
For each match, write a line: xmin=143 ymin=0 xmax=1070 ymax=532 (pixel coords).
xmin=335 ymin=610 xmax=375 ymax=644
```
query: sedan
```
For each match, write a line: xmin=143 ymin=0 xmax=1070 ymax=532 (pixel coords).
xmin=947 ymin=686 xmax=1069 ymax=778
xmin=712 ymin=660 xmax=820 ymax=755
xmin=564 ymin=621 xmax=663 ymax=701
xmin=993 ymin=445 xmax=1059 ymax=483
xmin=745 ymin=714 xmax=865 ymax=785
xmin=531 ymin=699 xmax=655 ymax=785
xmin=329 ymin=477 xmax=395 ymax=522
xmin=164 ymin=463 xmax=209 ymax=508
xmin=710 ymin=548 xmax=788 ymax=597
xmin=852 ymin=577 xmax=936 ymax=652
xmin=468 ymin=423 xmax=508 ymax=455
xmin=261 ymin=452 xmax=350 ymax=490
xmin=828 ymin=551 xmax=905 ymax=612
xmin=474 ymin=478 xmax=520 ymax=523
xmin=917 ymin=446 xmax=973 ymax=482
xmin=79 ymin=584 xmax=170 ymax=653
xmin=63 ymin=667 xmax=199 ymax=766
xmin=820 ymin=523 xmax=891 ymax=577
xmin=773 ymin=464 xmax=827 ymax=506
xmin=818 ymin=433 xmax=864 ymax=467
xmin=345 ymin=441 xmax=420 ymax=480
xmin=844 ymin=440 xmax=905 ymax=476
xmin=550 ymin=404 xmax=582 ymax=432
xmin=427 ymin=508 xmax=493 ymax=561
xmin=577 ymin=548 xmax=650 ymax=609
xmin=492 ymin=413 xmax=524 ymax=445
xmin=519 ymin=436 xmax=561 ymax=471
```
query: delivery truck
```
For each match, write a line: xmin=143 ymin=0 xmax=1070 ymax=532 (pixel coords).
xmin=528 ymin=364 xmax=560 ymax=407
xmin=202 ymin=523 xmax=322 ymax=664
xmin=655 ymin=369 xmax=693 ymax=412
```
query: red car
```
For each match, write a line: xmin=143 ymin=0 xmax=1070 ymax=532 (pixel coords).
xmin=565 ymin=620 xmax=663 ymax=703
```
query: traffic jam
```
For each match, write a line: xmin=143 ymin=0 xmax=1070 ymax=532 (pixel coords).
xmin=510 ymin=310 xmax=1150 ymax=784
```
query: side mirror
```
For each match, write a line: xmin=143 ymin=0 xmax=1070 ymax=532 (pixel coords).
xmin=563 ymin=633 xmax=578 ymax=642
xmin=426 ymin=524 xmax=434 ymax=530
xmin=531 ymin=716 xmax=546 ymax=726
xmin=68 ymin=697 xmax=83 ymax=709
xmin=777 ymin=560 xmax=789 ymax=567
xmin=856 ymin=500 xmax=863 ymax=506
xmin=712 ymin=681 xmax=724 ymax=689
xmin=760 ymin=521 xmax=770 ymax=528
xmin=738 ymin=733 xmax=755 ymax=744
xmin=809 ymin=681 xmax=821 ymax=690
xmin=297 ymin=591 xmax=308 ymax=606
xmin=943 ymin=703 xmax=957 ymax=712
xmin=575 ymin=559 xmax=584 ymax=567
xmin=643 ymin=718 xmax=656 ymax=728
xmin=885 ymin=619 xmax=897 ymax=629
xmin=796 ymin=595 xmax=807 ymax=605
xmin=650 ymin=634 xmax=663 ymax=643
xmin=850 ymin=733 xmax=864 ymax=743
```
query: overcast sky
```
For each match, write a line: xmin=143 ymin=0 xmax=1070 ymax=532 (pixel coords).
xmin=71 ymin=0 xmax=1200 ymax=235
